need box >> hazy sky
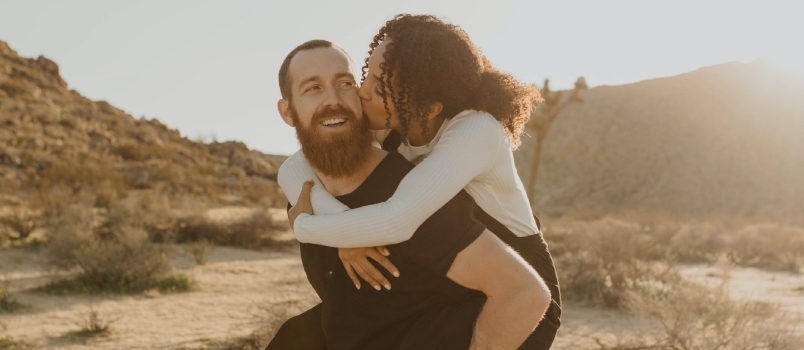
[1,1,801,155]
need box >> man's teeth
[321,118,346,126]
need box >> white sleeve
[293,112,505,247]
[277,150,349,214]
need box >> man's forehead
[289,47,355,84]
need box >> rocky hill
[516,61,804,220]
[0,41,287,208]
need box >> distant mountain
[516,61,804,220]
[0,41,287,207]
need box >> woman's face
[358,40,402,131]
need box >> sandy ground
[1,244,656,350]
[2,213,802,349]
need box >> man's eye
[305,85,320,92]
[340,81,355,87]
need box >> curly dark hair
[363,14,541,148]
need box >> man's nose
[322,86,341,106]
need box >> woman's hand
[288,181,314,231]
[339,246,399,291]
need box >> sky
[1,0,801,155]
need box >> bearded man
[266,40,550,350]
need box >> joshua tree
[525,77,588,200]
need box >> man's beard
[291,104,373,179]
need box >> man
[267,40,550,350]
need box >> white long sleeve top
[278,110,540,248]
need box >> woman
[279,14,561,348]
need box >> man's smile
[321,118,346,126]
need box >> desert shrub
[69,308,115,338]
[548,218,804,309]
[0,285,26,313]
[549,218,681,309]
[659,221,804,272]
[175,209,276,249]
[36,158,126,194]
[0,207,40,242]
[102,191,174,242]
[187,239,214,265]
[596,279,799,349]
[113,141,174,162]
[44,204,187,294]
[728,223,804,272]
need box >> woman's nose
[358,83,371,100]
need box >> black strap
[382,130,402,153]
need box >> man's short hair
[278,39,335,101]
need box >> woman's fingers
[351,263,386,291]
[298,180,314,204]
[288,181,314,230]
[376,246,391,256]
[342,260,361,289]
[338,247,396,290]
[368,249,400,278]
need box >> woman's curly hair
[363,14,541,149]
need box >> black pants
[267,215,561,350]
[266,304,327,350]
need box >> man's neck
[315,147,388,197]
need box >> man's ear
[427,102,443,120]
[277,99,295,127]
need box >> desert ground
[2,208,802,350]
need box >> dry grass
[0,207,40,242]
[594,276,799,349]
[175,209,278,249]
[0,284,27,313]
[0,321,30,350]
[676,222,804,272]
[549,218,681,309]
[549,217,804,310]
[187,239,215,265]
[68,308,117,339]
[43,203,188,294]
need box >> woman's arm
[278,151,350,213]
[293,112,506,248]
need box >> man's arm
[446,230,551,350]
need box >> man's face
[282,47,362,135]
[357,40,402,131]
[279,47,373,178]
